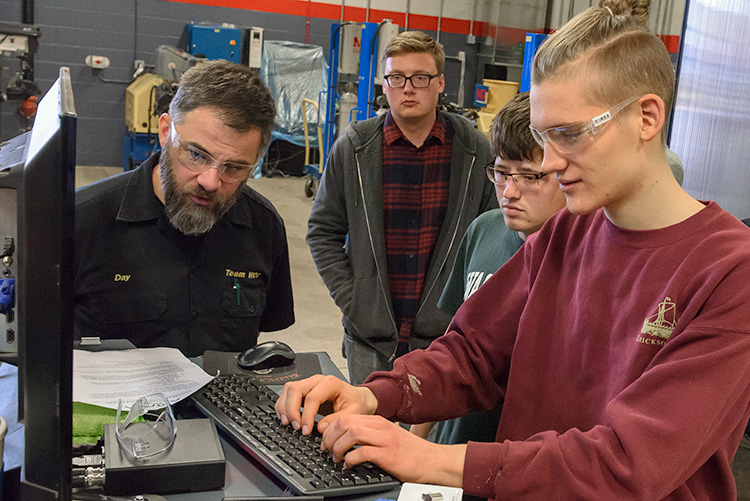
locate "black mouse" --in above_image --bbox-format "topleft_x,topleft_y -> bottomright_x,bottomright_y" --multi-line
237,340 -> 296,370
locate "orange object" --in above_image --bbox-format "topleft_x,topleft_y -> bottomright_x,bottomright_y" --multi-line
19,96 -> 38,118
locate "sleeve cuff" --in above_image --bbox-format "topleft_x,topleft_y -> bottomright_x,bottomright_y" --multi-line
462,440 -> 506,498
361,376 -> 403,419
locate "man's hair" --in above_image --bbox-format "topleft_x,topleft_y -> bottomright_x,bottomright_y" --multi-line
490,92 -> 541,162
381,30 -> 445,75
532,0 -> 674,139
169,59 -> 276,151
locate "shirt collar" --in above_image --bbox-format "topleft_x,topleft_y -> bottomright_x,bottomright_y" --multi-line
383,110 -> 447,146
116,155 -> 165,223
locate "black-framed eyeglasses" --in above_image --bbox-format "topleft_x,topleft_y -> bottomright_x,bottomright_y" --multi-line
485,162 -> 549,189
383,73 -> 440,89
169,122 -> 258,183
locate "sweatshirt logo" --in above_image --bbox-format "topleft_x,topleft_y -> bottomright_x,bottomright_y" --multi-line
636,296 -> 677,346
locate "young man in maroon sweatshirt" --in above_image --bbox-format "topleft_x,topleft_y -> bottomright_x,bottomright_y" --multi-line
275,2 -> 750,498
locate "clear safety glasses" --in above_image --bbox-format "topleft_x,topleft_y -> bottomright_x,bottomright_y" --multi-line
529,96 -> 640,154
170,122 -> 258,183
116,393 -> 176,459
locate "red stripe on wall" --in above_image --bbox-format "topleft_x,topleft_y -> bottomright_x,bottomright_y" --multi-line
661,35 -> 680,53
163,0 -> 680,47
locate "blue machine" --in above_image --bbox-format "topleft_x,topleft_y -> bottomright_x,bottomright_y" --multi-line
355,22 -> 382,122
123,132 -> 160,171
520,33 -> 548,93
302,21 -> 387,197
187,23 -> 243,63
313,22 -> 381,177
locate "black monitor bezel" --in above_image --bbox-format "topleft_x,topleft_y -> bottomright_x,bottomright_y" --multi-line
16,67 -> 76,501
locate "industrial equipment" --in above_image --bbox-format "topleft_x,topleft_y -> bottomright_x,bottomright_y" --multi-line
125,73 -> 164,134
247,27 -> 264,69
0,22 -> 41,134
322,21 -> 398,152
124,72 -> 166,170
299,21 -> 397,197
186,22 -> 243,63
155,45 -> 194,82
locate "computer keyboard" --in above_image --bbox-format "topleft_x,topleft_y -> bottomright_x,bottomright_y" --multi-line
190,373 -> 400,496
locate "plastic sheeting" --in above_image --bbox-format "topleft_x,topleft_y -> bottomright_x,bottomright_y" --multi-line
671,1 -> 750,218
254,41 -> 329,178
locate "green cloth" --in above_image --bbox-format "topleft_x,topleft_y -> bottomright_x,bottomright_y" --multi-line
72,402 -> 143,444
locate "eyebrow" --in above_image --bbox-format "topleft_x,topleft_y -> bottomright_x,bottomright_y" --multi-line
494,164 -> 543,175
387,70 -> 436,75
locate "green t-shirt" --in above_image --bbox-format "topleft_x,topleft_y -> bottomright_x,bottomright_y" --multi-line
435,208 -> 524,445
438,209 -> 524,316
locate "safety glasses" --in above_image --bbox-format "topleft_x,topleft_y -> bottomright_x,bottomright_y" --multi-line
116,393 -> 176,459
529,96 -> 640,154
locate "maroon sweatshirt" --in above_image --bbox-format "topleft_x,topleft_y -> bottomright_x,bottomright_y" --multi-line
366,202 -> 750,500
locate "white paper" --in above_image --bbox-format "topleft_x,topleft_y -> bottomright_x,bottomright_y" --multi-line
73,347 -> 215,410
397,483 -> 463,501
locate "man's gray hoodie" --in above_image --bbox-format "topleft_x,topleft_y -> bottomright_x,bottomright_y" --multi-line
307,111 -> 497,361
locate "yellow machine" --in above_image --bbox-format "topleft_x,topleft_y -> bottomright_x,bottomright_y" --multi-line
475,79 -> 520,139
125,73 -> 165,133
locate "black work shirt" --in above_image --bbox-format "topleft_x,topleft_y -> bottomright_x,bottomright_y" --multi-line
74,154 -> 294,357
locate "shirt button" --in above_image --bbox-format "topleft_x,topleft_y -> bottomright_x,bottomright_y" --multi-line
192,311 -> 199,319
249,306 -> 255,314
409,254 -> 415,258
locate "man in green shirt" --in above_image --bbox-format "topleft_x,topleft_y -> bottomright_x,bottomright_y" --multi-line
411,91 -> 566,449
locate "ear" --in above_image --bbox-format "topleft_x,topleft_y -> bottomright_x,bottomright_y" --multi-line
158,113 -> 172,148
637,94 -> 664,142
438,73 -> 446,94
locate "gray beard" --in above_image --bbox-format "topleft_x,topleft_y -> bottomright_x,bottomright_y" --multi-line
158,147 -> 243,236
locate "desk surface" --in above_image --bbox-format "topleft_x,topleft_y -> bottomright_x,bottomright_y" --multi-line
2,350 -> 402,500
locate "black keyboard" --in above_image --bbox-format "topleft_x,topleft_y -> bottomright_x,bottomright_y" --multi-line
190,373 -> 400,496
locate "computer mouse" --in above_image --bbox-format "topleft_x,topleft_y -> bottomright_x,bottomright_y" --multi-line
237,340 -> 296,370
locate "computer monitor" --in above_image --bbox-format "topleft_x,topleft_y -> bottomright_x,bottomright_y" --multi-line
0,67 -> 76,501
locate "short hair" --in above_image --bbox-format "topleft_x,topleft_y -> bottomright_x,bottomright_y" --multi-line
169,59 -> 276,151
532,0 -> 674,140
381,31 -> 445,75
490,92 -> 541,163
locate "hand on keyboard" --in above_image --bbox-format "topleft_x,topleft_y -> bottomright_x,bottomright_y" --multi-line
275,374 -> 378,435
191,374 -> 400,496
319,412 -> 466,487
275,374 -> 466,488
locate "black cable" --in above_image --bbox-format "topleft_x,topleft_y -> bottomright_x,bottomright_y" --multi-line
147,83 -> 156,153
96,73 -> 132,85
365,21 -> 389,112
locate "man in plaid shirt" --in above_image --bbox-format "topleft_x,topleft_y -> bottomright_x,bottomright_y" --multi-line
307,31 -> 496,384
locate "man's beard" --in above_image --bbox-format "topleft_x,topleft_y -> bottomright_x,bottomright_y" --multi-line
159,146 -> 243,236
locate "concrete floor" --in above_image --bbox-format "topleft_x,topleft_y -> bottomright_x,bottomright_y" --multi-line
75,167 -> 347,375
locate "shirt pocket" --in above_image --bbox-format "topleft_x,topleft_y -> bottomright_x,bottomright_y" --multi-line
223,279 -> 266,317
90,289 -> 167,324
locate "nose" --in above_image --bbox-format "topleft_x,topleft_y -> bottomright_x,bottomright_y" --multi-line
503,178 -> 522,199
196,165 -> 222,192
540,144 -> 568,174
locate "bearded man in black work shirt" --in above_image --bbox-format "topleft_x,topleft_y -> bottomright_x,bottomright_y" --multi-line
74,60 -> 295,357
